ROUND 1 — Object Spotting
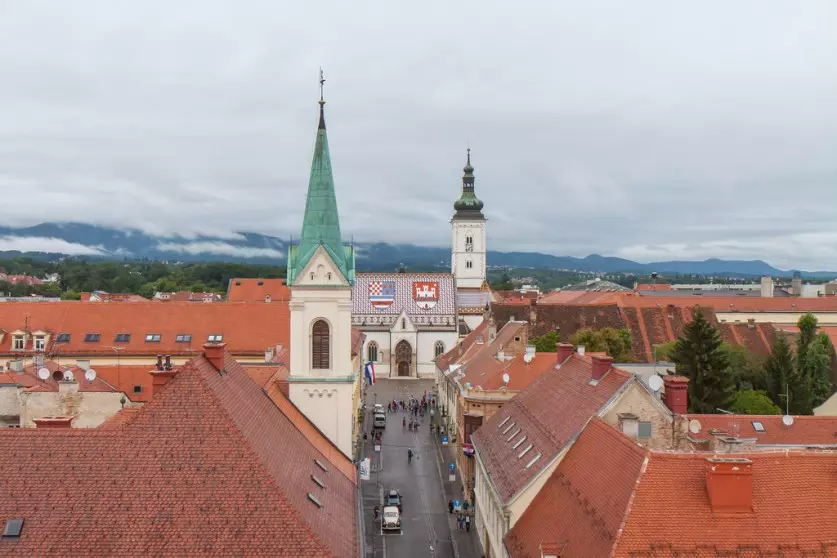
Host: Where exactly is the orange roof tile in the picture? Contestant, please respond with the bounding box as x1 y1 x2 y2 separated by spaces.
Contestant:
94 364 158 402
0 301 289 357
481 352 557 391
226 278 290 302
683 414 837 446
635 283 672 291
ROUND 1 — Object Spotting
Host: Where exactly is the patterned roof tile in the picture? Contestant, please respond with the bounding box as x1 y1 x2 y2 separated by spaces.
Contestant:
353 273 455 316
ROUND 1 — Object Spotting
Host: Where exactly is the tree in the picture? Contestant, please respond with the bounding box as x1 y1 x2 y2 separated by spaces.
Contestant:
670 307 732 413
530 331 559 352
764 333 796 410
802 333 834 409
722 343 767 392
728 390 782 415
653 341 677 361
570 328 633 362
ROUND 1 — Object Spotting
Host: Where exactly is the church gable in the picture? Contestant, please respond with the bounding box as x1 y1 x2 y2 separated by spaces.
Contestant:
390 310 416 333
351 273 456 317
294 246 350 287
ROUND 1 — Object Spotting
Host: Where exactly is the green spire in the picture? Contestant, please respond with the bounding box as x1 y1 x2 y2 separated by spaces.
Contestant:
453 148 485 220
287 72 354 285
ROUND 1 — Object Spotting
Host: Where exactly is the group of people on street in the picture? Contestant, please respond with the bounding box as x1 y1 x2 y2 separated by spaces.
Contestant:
448 500 471 532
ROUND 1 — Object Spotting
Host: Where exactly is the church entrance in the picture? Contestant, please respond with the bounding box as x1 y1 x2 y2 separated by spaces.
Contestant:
395 340 412 377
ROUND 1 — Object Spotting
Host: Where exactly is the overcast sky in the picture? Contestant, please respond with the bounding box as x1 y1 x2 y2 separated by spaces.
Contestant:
1 1 836 269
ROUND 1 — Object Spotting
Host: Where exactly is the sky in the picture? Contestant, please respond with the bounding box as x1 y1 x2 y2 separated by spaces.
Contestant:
0 1 836 270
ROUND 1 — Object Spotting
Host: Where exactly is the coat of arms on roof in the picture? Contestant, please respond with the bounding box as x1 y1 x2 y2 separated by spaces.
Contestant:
369 280 395 309
412 281 439 310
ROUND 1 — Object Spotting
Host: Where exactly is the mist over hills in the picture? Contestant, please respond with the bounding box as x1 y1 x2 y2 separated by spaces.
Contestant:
0 222 833 278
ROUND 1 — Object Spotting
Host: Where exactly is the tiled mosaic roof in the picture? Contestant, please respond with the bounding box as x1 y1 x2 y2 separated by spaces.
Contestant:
353 273 455 316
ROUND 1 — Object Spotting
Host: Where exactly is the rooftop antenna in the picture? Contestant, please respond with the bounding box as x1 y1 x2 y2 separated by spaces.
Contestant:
502 373 510 384
688 419 702 435
37 367 50 381
778 383 790 416
647 374 663 393
716 407 738 437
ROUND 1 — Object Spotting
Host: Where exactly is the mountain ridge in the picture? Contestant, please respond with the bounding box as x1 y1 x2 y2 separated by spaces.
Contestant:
0 222 833 278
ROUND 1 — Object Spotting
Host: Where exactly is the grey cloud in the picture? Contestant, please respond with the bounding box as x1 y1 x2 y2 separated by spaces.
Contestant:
0 1 836 269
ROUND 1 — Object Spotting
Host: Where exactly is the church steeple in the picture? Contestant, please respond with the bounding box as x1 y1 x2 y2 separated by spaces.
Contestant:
453 148 485 220
287 70 353 284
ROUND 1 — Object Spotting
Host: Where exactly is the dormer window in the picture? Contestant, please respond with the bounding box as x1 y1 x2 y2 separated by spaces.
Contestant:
12 335 24 351
33 335 46 351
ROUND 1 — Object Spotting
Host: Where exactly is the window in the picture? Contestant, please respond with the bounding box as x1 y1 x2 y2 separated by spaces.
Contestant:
2 518 24 538
311 474 325 489
12 336 24 351
257 280 264 286
175 334 192 343
207 334 223 343
114 333 131 343
55 333 71 343
145 334 161 343
465 235 474 252
638 421 652 439
518 443 533 458
83 333 101 343
307 493 323 508
752 421 765 433
367 342 378 362
133 385 143 394
401 318 406 330
434 341 445 358
525 452 542 469
312 320 330 369
502 421 516 435
314 458 328 472
512 435 527 450
34 335 45 351
327 272 332 280
466 260 473 269
497 416 510 429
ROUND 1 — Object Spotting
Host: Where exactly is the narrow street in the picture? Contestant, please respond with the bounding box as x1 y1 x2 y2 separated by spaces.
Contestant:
361 378 470 558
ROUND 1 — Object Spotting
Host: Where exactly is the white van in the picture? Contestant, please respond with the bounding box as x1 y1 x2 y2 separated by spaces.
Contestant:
373 413 387 429
382 506 401 531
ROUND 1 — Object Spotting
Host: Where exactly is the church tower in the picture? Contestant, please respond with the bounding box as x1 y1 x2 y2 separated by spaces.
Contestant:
286 74 356 458
451 149 486 289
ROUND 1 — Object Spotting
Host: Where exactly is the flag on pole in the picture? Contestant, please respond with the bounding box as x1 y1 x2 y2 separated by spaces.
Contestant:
365 361 376 386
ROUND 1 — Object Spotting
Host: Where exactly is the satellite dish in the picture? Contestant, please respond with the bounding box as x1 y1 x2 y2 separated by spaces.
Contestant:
782 415 794 426
62 370 74 381
85 369 97 382
647 375 663 392
37 367 50 381
688 419 702 434
502 373 510 384
523 353 534 364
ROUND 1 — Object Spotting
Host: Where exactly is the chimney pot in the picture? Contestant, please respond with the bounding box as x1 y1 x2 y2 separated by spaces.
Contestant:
156 354 164 371
662 375 690 414
33 416 74 428
164 355 172 370
203 342 227 374
591 355 613 381
577 345 586 356
705 457 753 514
556 343 574 364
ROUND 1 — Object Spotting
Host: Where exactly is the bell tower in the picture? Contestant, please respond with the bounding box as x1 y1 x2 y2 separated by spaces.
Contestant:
451 149 486 289
286 71 356 457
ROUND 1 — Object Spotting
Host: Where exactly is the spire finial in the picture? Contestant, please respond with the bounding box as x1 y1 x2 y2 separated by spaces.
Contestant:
319 67 326 106
466 147 471 166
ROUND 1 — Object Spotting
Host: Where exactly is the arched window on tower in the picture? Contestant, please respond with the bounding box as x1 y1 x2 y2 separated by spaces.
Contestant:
466 259 473 269
312 320 330 369
466 235 474 252
367 341 378 363
434 341 445 358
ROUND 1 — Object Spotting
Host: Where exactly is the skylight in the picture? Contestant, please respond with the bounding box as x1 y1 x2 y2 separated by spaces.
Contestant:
2 519 23 538
507 428 521 442
55 333 71 343
518 443 533 458
83 333 101 343
311 474 325 489
208 334 223 343
145 334 161 343
307 493 323 508
525 453 542 469
497 416 510 429
114 333 131 343
512 435 527 450
314 458 328 472
752 421 765 433
175 334 192 343
502 421 516 435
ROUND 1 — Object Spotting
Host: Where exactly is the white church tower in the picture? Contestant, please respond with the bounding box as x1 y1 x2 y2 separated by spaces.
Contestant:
285 75 356 458
451 149 487 289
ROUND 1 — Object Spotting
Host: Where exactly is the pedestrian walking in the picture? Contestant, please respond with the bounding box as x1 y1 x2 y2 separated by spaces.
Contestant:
466 515 471 532
448 500 454 514
374 505 380 520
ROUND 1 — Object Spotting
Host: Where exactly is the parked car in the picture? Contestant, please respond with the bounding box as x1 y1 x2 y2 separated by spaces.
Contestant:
382 506 401 531
385 489 403 512
373 404 385 413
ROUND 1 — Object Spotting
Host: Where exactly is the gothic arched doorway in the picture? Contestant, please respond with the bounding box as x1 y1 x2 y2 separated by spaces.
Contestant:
395 340 412 377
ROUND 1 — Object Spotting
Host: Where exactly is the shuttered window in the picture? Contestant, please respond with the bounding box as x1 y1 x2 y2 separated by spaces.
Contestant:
312 320 330 369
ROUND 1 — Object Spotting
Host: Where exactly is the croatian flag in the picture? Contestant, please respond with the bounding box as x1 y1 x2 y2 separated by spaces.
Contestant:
365 361 376 386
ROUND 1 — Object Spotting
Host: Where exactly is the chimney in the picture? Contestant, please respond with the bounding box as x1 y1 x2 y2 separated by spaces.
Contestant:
662 375 689 414
265 293 272 303
164 355 172 370
9 359 23 373
617 412 639 438
705 457 753 514
80 292 91 302
203 342 227 374
156 354 164 371
265 347 275 363
747 318 756 329
760 276 774 298
76 359 90 371
577 345 586 357
150 367 178 396
33 416 74 429
557 343 574 364
591 355 613 382
58 380 79 395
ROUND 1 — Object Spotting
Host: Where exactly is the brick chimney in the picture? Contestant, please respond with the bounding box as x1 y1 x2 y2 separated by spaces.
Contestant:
33 416 73 428
204 342 227 374
557 343 574 365
591 355 613 382
662 375 689 414
151 368 177 396
705 457 753 514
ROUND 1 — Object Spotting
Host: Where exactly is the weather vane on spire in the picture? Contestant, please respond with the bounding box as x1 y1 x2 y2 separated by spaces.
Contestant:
319 67 326 105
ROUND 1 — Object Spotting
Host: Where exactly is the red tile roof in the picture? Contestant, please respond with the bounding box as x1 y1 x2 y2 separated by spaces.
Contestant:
0 301 289 357
683 414 837 446
154 291 222 302
0 360 119 394
480 352 556 391
618 292 837 312
507 418 837 556
226 278 290 302
635 283 672 291
351 328 366 358
93 364 157 402
472 353 634 502
454 321 528 389
435 319 490 373
505 419 647 557
0 350 357 556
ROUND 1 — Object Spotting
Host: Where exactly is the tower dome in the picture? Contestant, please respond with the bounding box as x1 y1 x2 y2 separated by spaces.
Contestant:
453 149 484 219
